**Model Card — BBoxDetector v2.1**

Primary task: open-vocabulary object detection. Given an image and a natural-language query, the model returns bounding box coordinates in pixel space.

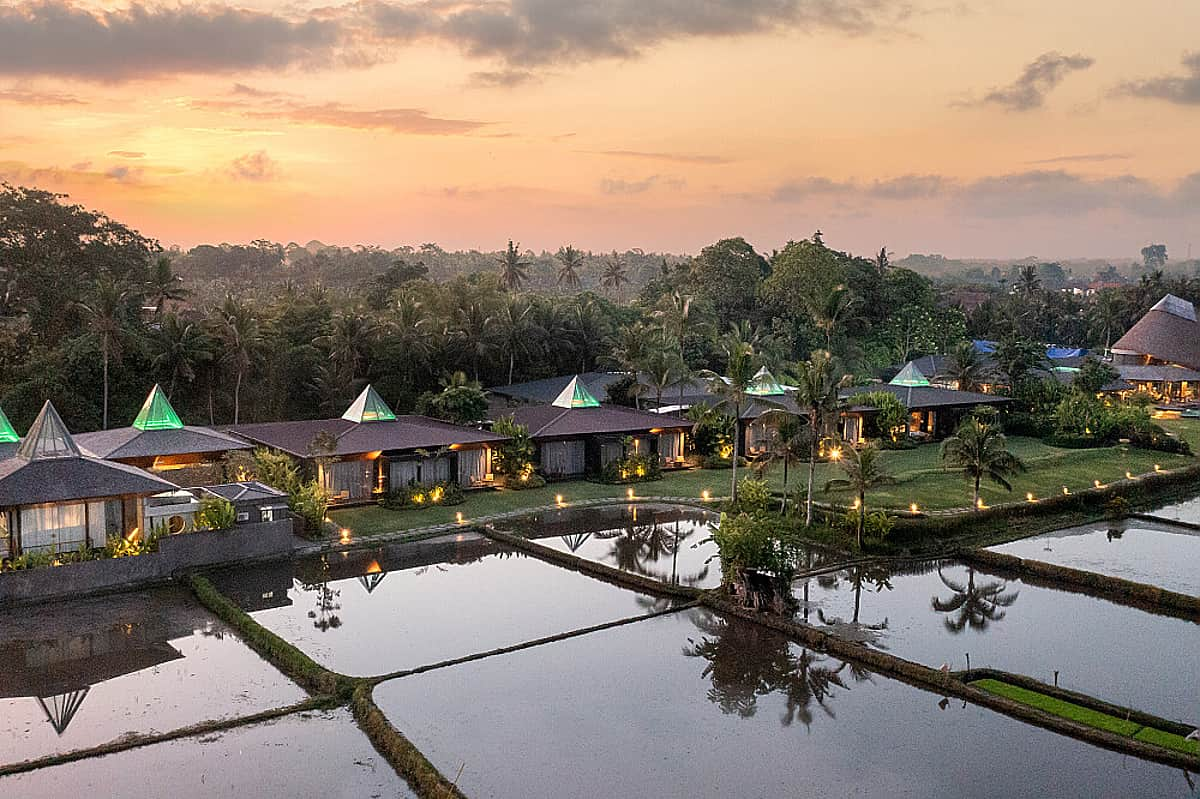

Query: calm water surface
[0,708,414,798]
[498,503,723,588]
[0,587,304,766]
[212,533,670,676]
[375,609,1195,799]
[796,560,1200,721]
[989,523,1200,595]
[1149,496,1200,525]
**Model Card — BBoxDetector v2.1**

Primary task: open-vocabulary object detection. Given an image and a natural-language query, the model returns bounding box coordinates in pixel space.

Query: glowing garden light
[1126,471,1134,480]
[829,447,843,461]
[1154,464,1163,472]
[1026,492,1035,502]
[852,498,861,509]
[455,512,464,524]
[701,489,711,502]
[910,503,919,514]
[1094,479,1102,488]
[339,528,351,545]
[976,497,986,509]
[1062,486,1070,495]
[555,494,565,506]
[627,488,635,500]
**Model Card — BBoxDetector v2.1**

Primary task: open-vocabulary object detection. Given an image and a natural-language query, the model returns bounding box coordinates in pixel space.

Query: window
[600,440,623,468]
[420,456,451,486]
[541,441,585,476]
[260,508,274,523]
[237,512,250,522]
[457,447,492,486]
[659,432,684,463]
[19,503,88,553]
[321,460,372,501]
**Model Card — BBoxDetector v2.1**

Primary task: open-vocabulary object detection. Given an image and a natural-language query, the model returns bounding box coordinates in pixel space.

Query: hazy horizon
[2,0,1199,258]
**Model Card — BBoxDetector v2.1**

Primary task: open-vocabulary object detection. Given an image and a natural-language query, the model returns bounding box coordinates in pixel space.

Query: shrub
[729,476,772,515]
[687,405,734,459]
[598,447,662,484]
[290,480,330,538]
[836,509,893,541]
[1104,495,1130,519]
[379,481,466,510]
[194,496,236,531]
[252,448,302,493]
[709,511,801,588]
[847,391,907,442]
[498,470,547,490]
[491,416,536,479]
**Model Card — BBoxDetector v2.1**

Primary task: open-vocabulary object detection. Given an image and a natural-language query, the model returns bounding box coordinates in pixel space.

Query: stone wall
[0,519,296,606]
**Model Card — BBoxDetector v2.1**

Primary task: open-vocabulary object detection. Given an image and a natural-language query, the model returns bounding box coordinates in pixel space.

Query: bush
[847,391,907,442]
[491,416,537,479]
[836,509,894,541]
[709,511,801,588]
[1131,430,1192,455]
[194,496,236,531]
[498,471,547,490]
[290,480,330,538]
[729,476,772,515]
[688,405,734,459]
[379,481,466,510]
[1104,495,1130,519]
[598,447,662,484]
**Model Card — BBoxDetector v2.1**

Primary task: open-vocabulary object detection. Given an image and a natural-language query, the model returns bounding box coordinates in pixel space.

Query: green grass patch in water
[1134,726,1200,755]
[972,678,1142,737]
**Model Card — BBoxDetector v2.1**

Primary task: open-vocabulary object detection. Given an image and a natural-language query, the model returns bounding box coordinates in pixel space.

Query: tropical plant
[792,350,852,525]
[496,240,529,291]
[600,251,630,302]
[146,255,190,315]
[754,411,810,513]
[943,340,994,392]
[494,295,546,385]
[212,295,264,424]
[414,371,488,424]
[931,565,1019,633]
[77,276,131,429]
[803,283,856,351]
[194,496,237,531]
[824,443,896,549]
[555,245,584,290]
[846,391,908,443]
[699,340,761,502]
[149,313,214,399]
[491,416,536,480]
[940,417,1026,510]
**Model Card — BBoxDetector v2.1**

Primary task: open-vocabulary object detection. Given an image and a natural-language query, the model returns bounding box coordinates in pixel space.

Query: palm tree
[942,341,994,392]
[655,290,709,411]
[699,341,760,502]
[382,294,432,386]
[149,313,213,399]
[1016,263,1041,296]
[496,240,529,291]
[494,296,546,385]
[146,256,190,315]
[315,312,378,383]
[931,565,1019,633]
[555,246,584,291]
[450,301,499,381]
[640,336,686,410]
[792,350,852,526]
[213,296,263,424]
[77,277,130,429]
[803,283,856,351]
[600,251,630,303]
[602,322,653,407]
[755,411,811,514]
[940,416,1026,510]
[824,443,896,550]
[1087,289,1124,355]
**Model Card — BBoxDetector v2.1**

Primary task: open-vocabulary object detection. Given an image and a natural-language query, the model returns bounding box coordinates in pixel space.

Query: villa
[496,376,692,478]
[0,401,179,558]
[1110,294,1200,403]
[75,385,252,486]
[228,385,506,505]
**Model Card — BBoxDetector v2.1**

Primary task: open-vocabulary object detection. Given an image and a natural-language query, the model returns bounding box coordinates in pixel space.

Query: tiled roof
[499,404,692,439]
[76,426,251,460]
[490,372,627,404]
[842,384,1009,410]
[228,415,505,458]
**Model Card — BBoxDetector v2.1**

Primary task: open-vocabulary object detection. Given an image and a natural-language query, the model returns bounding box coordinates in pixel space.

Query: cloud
[193,96,487,135]
[771,174,944,202]
[0,85,84,105]
[965,51,1094,111]
[108,150,145,159]
[1025,152,1131,165]
[599,174,685,194]
[228,150,281,182]
[1118,51,1200,105]
[0,158,154,188]
[468,69,536,88]
[362,0,905,67]
[0,1,342,81]
[591,149,733,165]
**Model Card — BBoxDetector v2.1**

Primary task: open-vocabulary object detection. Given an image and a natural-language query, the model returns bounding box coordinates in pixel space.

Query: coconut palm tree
[496,240,529,291]
[792,350,852,525]
[450,301,499,382]
[494,295,546,385]
[824,443,896,550]
[803,283,856,351]
[315,311,379,384]
[699,341,760,502]
[77,277,131,429]
[940,416,1026,510]
[555,245,584,291]
[655,290,710,411]
[755,411,811,514]
[1087,288,1124,355]
[602,322,653,407]
[600,251,630,303]
[640,335,687,410]
[149,313,213,399]
[942,340,994,392]
[146,256,190,315]
[931,565,1019,633]
[212,295,264,424]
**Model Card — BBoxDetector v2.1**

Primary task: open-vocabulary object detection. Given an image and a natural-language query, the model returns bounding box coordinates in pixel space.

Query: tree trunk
[805,419,818,526]
[102,346,110,430]
[973,475,981,511]
[730,401,740,503]
[856,491,865,550]
[208,380,214,425]
[780,456,789,514]
[508,351,515,386]
[234,369,243,425]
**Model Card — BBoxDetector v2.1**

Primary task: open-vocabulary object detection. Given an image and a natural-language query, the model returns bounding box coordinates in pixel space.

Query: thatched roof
[1112,294,1200,370]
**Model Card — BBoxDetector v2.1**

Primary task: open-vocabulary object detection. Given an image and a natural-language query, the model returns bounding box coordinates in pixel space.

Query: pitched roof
[490,372,627,405]
[500,404,692,440]
[75,425,252,461]
[890,362,931,387]
[747,367,785,396]
[0,406,17,444]
[842,384,1009,410]
[1112,294,1200,370]
[228,415,505,458]
[0,402,178,506]
[552,376,601,408]
[132,385,183,431]
[198,481,287,504]
[342,384,397,423]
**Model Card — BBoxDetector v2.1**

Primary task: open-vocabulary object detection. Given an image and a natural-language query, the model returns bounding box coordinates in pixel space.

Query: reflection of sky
[375,610,1190,799]
[989,524,1200,595]
[0,588,303,767]
[797,561,1200,721]
[247,550,662,676]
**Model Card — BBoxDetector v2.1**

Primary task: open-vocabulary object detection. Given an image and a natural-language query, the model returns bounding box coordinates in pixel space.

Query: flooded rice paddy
[0,587,304,766]
[210,532,669,676]
[988,522,1200,595]
[0,708,414,798]
[374,608,1194,799]
[797,559,1200,721]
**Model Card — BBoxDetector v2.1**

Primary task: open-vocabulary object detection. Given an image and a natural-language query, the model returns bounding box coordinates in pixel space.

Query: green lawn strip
[972,678,1142,737]
[1134,726,1200,755]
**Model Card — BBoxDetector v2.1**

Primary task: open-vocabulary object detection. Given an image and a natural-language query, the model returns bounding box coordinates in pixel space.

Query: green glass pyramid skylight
[343,384,397,423]
[132,384,184,431]
[552,376,601,408]
[0,406,18,443]
[748,367,785,396]
[890,362,931,387]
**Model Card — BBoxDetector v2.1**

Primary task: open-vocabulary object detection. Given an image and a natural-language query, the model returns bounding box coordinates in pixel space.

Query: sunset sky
[2,0,1200,258]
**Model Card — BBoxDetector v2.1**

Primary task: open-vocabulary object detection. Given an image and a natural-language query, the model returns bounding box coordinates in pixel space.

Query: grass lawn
[1155,417,1200,450]
[973,678,1199,756]
[330,434,1196,537]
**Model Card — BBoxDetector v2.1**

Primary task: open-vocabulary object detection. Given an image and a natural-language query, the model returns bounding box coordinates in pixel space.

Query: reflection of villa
[228,385,506,506]
[75,385,252,487]
[495,376,692,478]
[0,402,177,557]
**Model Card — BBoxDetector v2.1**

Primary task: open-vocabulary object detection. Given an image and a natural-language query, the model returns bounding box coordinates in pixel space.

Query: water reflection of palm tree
[683,610,855,728]
[601,522,710,586]
[302,560,343,631]
[930,565,1018,633]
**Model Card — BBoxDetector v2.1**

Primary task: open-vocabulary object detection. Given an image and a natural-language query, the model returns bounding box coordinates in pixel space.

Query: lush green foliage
[687,404,734,459]
[379,481,465,510]
[491,416,536,478]
[709,511,801,588]
[194,496,237,531]
[729,476,772,515]
[414,371,488,424]
[598,447,662,484]
[847,391,907,443]
[941,417,1026,508]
